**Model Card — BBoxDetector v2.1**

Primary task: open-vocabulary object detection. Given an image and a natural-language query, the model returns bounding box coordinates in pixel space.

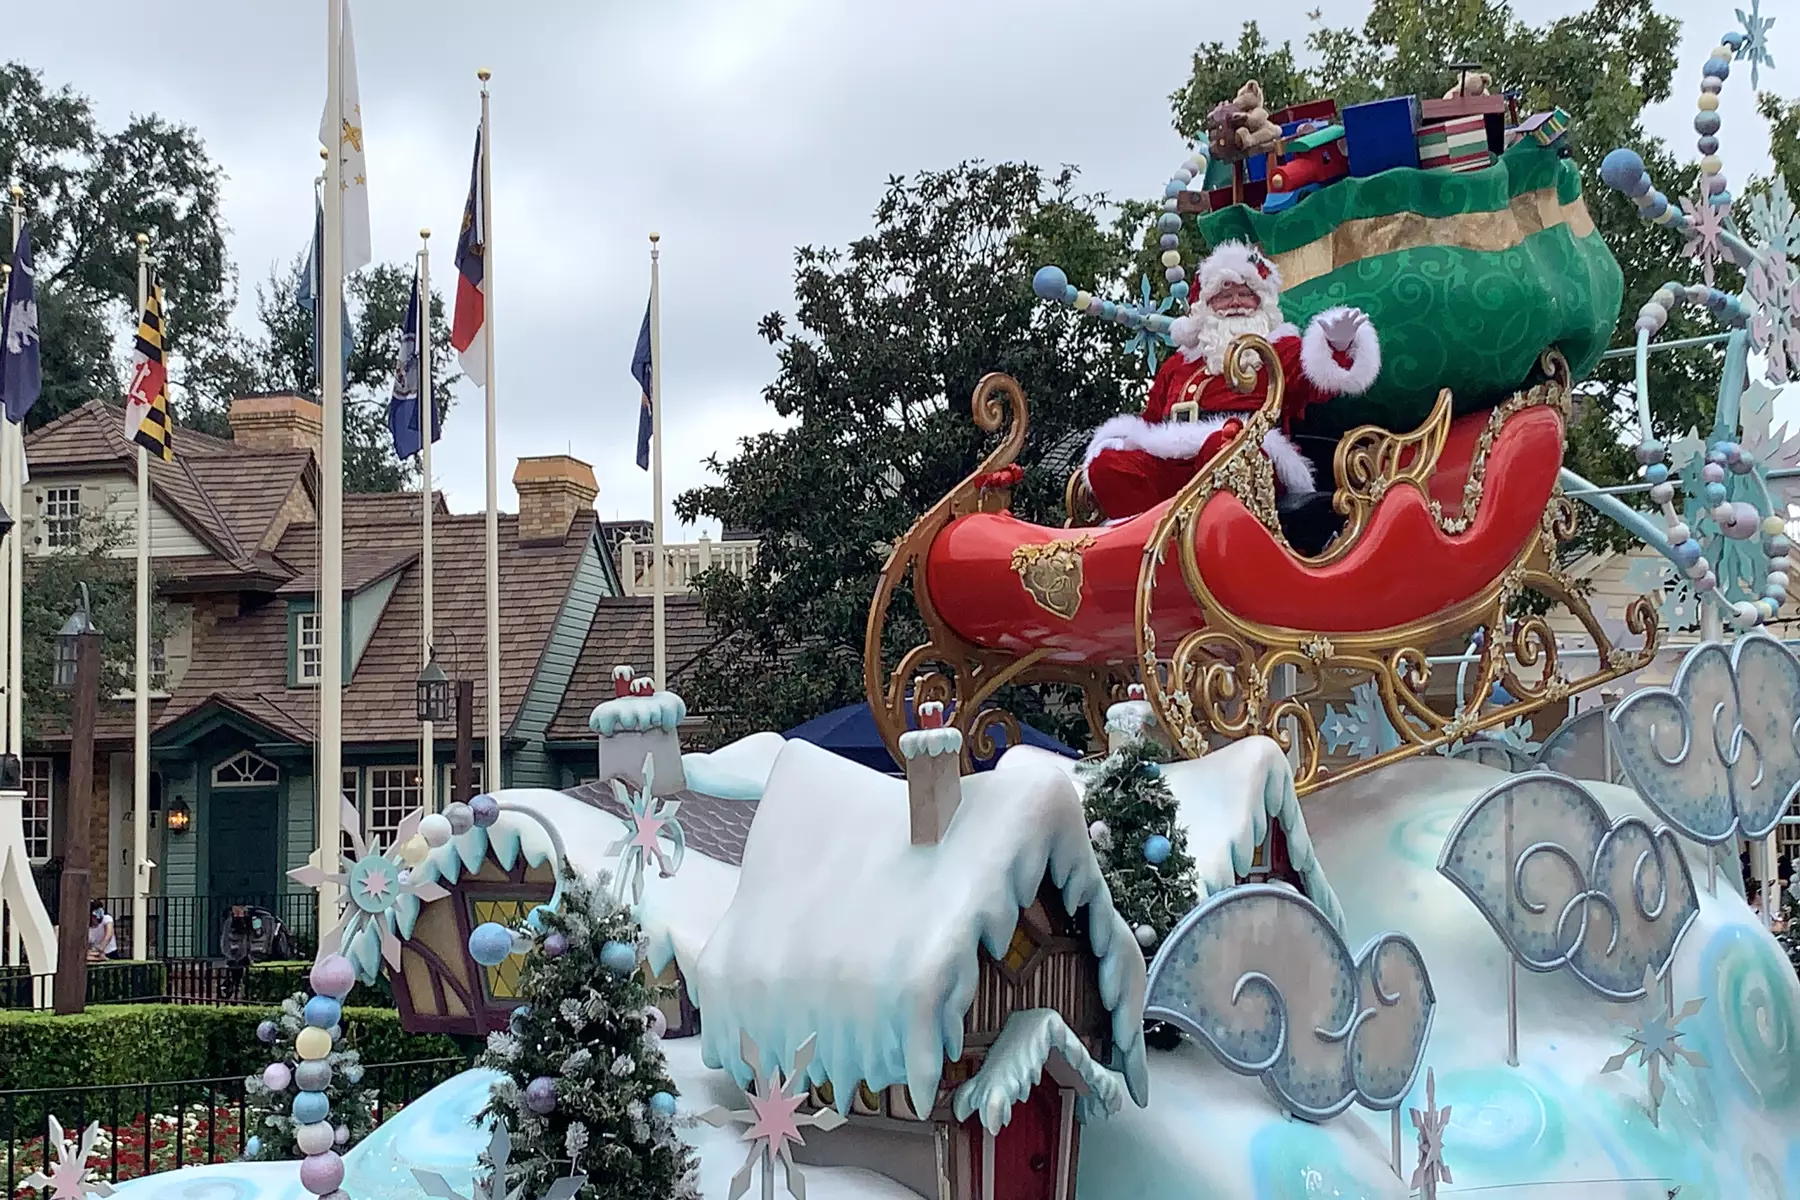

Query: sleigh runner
[865,340,1660,794]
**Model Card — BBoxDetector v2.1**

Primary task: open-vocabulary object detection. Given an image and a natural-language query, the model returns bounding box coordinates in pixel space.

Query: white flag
[321,0,372,273]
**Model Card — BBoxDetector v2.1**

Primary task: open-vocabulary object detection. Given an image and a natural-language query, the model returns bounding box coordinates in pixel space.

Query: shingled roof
[562,779,757,866]
[547,596,719,741]
[154,493,600,746]
[24,400,315,583]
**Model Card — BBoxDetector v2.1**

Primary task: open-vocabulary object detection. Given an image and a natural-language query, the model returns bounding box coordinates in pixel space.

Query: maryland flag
[122,284,174,461]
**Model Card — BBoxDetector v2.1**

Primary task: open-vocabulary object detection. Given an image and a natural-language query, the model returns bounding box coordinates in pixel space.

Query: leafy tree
[477,869,697,1200]
[22,510,170,742]
[220,257,459,492]
[1756,92,1800,195]
[675,163,1141,742]
[0,61,233,429]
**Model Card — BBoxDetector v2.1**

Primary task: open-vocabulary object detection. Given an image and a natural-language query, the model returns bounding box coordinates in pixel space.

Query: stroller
[218,905,295,999]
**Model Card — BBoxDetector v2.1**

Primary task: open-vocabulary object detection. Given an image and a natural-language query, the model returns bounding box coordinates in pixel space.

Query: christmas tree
[242,989,375,1161]
[476,867,698,1200]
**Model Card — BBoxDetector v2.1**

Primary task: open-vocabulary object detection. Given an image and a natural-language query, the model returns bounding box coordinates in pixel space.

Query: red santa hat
[1195,241,1282,310]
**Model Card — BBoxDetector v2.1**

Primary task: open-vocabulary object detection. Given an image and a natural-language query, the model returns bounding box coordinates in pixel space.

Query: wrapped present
[1421,94,1508,153]
[1513,108,1571,148]
[1342,95,1422,176]
[1418,114,1490,171]
[1270,98,1339,128]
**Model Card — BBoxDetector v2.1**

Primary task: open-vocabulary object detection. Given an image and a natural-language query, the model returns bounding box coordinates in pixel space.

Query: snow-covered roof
[690,739,1150,1121]
[1002,736,1344,934]
[404,788,743,987]
[952,1008,1129,1135]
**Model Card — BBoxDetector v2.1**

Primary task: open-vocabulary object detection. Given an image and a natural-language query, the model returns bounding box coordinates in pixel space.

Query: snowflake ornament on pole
[1408,1069,1452,1200]
[288,800,449,981]
[1601,967,1709,1126]
[604,753,687,907]
[21,1118,115,1200]
[700,1031,846,1200]
[415,1123,586,1200]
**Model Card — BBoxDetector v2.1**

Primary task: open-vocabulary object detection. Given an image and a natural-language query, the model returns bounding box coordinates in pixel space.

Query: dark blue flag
[0,225,42,424]
[387,273,440,459]
[298,190,354,386]
[631,300,653,471]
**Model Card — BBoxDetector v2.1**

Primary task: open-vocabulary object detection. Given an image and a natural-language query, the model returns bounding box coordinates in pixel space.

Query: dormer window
[295,611,322,683]
[43,487,81,549]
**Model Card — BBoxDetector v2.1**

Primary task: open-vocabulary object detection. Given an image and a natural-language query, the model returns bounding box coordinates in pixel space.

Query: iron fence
[12,879,320,963]
[0,958,388,1012]
[0,1057,467,1193]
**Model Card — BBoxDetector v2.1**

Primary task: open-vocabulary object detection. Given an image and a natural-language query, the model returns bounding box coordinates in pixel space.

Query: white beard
[1182,307,1283,375]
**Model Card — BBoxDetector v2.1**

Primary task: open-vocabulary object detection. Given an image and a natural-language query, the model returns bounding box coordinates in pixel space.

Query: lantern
[54,585,97,691]
[166,799,192,835]
[416,655,452,723]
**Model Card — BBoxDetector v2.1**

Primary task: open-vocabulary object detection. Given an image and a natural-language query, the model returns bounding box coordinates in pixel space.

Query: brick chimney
[589,666,688,795]
[899,698,963,846]
[514,455,598,543]
[228,393,322,452]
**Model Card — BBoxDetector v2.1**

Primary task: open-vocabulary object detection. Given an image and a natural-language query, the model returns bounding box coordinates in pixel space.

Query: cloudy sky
[8,0,1791,536]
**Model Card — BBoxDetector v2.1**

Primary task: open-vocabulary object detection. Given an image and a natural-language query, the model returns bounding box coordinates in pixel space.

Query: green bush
[0,1003,463,1127]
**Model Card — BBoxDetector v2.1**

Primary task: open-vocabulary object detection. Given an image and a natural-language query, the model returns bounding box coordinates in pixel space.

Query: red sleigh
[864,339,1660,793]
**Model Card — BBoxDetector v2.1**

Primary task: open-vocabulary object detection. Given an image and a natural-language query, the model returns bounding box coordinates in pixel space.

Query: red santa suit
[1083,241,1382,521]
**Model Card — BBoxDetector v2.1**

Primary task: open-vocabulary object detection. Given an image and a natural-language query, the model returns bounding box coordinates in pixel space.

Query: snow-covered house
[689,718,1150,1200]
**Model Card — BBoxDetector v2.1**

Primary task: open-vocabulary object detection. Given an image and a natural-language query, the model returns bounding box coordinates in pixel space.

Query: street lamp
[415,654,451,723]
[55,583,96,691]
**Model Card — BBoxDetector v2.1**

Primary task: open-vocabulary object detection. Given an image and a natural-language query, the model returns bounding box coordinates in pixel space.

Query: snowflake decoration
[21,1118,114,1200]
[1123,274,1177,373]
[288,799,449,983]
[1749,250,1799,384]
[1624,557,1703,631]
[700,1030,846,1200]
[1601,966,1709,1127]
[603,753,687,907]
[1739,376,1800,509]
[1409,1069,1452,1200]
[1738,0,1777,89]
[1320,680,1401,760]
[415,1123,585,1200]
[1749,178,1798,261]
[1680,196,1727,286]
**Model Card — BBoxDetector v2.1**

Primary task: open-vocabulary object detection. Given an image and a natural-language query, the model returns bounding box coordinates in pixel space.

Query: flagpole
[648,233,666,686]
[478,69,501,790]
[6,177,22,772]
[132,233,152,958]
[317,0,347,918]
[2,179,17,972]
[417,229,435,814]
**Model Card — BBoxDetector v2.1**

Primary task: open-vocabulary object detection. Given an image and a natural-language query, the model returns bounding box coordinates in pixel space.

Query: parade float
[57,15,1800,1200]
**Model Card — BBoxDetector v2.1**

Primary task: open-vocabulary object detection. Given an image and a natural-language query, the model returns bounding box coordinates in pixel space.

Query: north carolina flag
[123,284,174,461]
[450,128,486,387]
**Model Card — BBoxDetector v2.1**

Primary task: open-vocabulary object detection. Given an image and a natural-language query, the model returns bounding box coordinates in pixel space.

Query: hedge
[0,1003,463,1098]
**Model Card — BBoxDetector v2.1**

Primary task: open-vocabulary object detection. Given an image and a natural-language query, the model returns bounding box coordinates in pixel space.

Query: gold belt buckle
[1170,401,1200,424]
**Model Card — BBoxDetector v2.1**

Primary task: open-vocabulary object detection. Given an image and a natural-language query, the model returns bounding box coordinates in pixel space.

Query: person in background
[87,901,118,961]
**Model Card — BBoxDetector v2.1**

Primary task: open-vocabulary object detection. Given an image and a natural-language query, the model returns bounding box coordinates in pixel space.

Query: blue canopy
[783,702,1080,773]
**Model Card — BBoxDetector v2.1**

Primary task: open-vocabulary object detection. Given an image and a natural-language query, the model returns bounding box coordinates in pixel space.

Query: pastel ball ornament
[295,1026,333,1061]
[543,931,569,959]
[296,1122,336,1156]
[304,995,342,1029]
[1143,834,1173,865]
[309,954,356,1001]
[524,1076,558,1115]
[296,1060,333,1092]
[299,1151,344,1196]
[643,1005,668,1039]
[419,812,452,848]
[444,801,474,835]
[600,939,639,976]
[256,1019,279,1044]
[293,1090,331,1125]
[261,1062,292,1092]
[470,794,500,828]
[1032,264,1069,301]
[469,922,515,967]
[650,1091,678,1118]
[245,1136,263,1158]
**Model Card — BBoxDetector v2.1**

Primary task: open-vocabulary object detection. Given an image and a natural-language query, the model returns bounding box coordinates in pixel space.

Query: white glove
[1318,308,1369,353]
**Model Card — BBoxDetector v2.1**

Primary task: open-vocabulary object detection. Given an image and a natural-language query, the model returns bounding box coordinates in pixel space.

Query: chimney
[227,393,322,452]
[1105,682,1168,754]
[514,455,598,543]
[899,697,963,846]
[589,666,687,795]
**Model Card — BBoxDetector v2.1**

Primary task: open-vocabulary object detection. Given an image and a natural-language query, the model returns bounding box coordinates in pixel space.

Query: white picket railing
[617,535,759,595]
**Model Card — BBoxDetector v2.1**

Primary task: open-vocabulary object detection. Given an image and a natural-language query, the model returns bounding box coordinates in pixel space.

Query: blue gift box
[1341,95,1422,177]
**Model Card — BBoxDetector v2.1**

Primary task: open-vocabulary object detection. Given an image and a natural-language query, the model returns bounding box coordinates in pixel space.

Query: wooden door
[971,1080,1062,1200]
[206,788,279,898]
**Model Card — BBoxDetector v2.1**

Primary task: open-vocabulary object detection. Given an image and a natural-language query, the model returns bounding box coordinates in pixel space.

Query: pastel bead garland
[289,954,354,1191]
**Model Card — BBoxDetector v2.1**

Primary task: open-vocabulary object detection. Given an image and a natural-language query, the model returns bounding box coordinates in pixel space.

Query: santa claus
[1083,241,1381,532]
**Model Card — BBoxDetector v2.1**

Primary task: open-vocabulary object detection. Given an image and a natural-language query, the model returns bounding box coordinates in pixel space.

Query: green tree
[0,61,234,429]
[477,869,697,1200]
[674,163,1141,742]
[22,511,170,742]
[220,258,459,492]
[1756,92,1800,194]
[242,990,378,1161]
[1077,731,1197,975]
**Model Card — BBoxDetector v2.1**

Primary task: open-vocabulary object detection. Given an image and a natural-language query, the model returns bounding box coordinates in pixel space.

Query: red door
[972,1081,1062,1200]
